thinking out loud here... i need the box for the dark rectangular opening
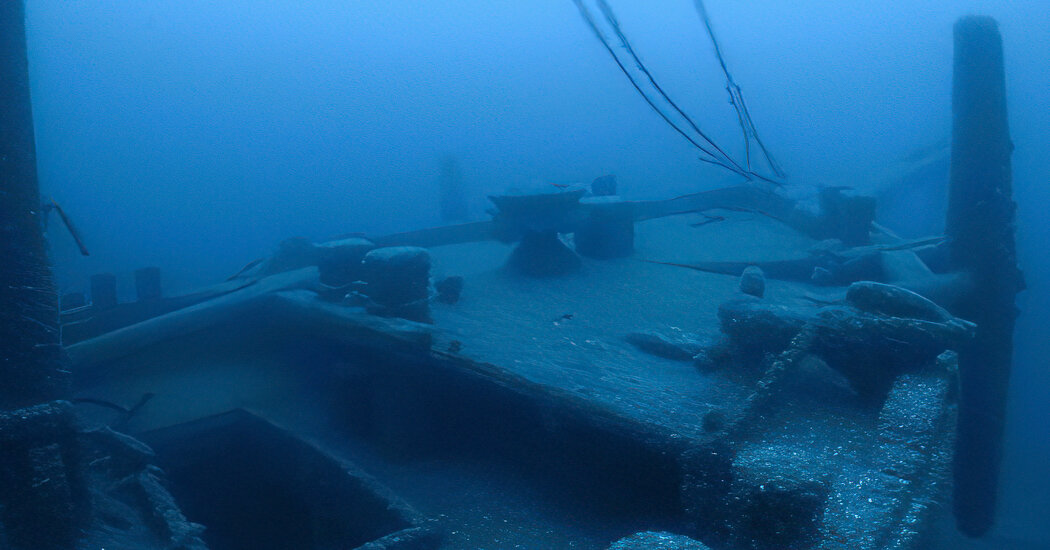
[140,409,415,550]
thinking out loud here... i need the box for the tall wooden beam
[1,5,82,549]
[946,15,1024,537]
[1,1,66,408]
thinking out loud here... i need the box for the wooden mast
[946,15,1024,537]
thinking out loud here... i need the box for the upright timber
[946,15,1024,537]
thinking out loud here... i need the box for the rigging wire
[570,0,748,179]
[594,0,745,175]
[693,0,786,178]
[572,0,786,184]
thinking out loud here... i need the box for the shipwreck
[0,3,1022,550]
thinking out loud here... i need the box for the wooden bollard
[361,247,432,323]
[575,197,634,259]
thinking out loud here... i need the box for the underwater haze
[21,0,1050,547]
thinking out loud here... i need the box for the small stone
[739,265,765,298]
[362,247,431,322]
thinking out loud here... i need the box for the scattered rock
[739,265,765,298]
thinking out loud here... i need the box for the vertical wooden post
[1,3,80,549]
[946,16,1024,537]
[0,0,66,408]
[90,272,119,310]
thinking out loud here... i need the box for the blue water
[21,0,1050,547]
